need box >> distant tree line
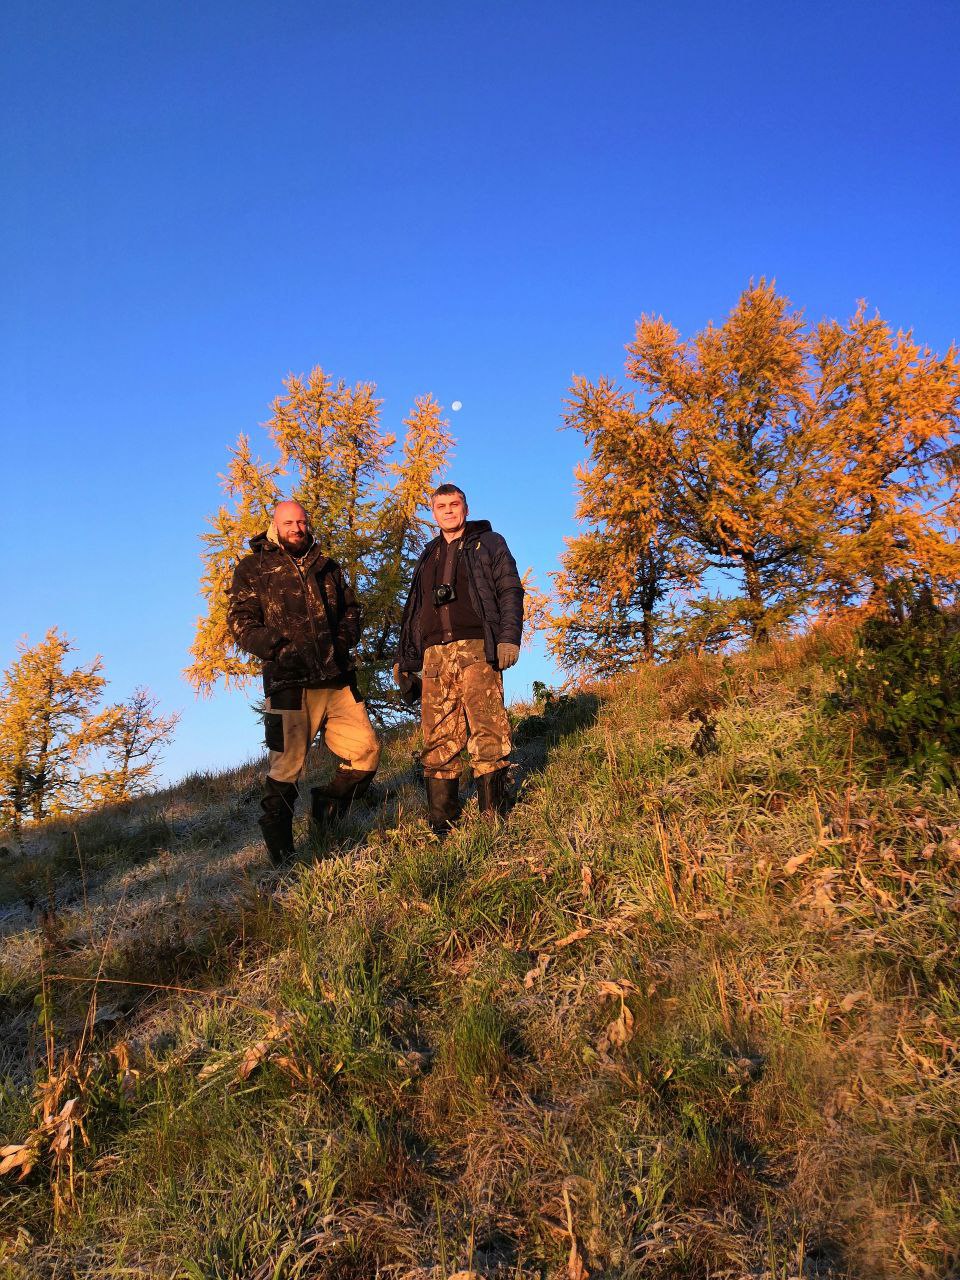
[549,281,960,676]
[0,628,178,839]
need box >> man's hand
[275,642,309,678]
[497,642,520,671]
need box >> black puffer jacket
[227,531,361,698]
[397,520,524,672]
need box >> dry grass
[1,621,959,1279]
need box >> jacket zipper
[287,551,323,656]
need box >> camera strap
[438,536,460,642]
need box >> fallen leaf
[273,1055,308,1084]
[597,979,638,1000]
[0,1145,34,1178]
[524,953,552,989]
[568,1239,590,1280]
[784,849,815,875]
[840,990,868,1012]
[597,1004,635,1054]
[237,1038,274,1081]
[553,927,591,950]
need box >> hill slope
[2,627,959,1279]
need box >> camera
[433,583,457,607]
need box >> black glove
[398,670,422,706]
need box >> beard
[279,531,311,556]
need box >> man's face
[275,503,310,555]
[432,492,467,536]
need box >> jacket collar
[249,528,329,573]
[421,519,492,557]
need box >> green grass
[2,621,960,1277]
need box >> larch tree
[550,376,696,677]
[85,687,180,806]
[625,281,824,645]
[359,394,455,713]
[812,303,960,605]
[0,629,108,835]
[186,435,284,692]
[187,368,454,720]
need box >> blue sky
[2,0,958,783]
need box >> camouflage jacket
[397,520,524,673]
[227,531,361,698]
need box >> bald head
[274,501,311,556]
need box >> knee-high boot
[476,768,509,823]
[259,777,298,865]
[311,765,377,827]
[425,776,460,836]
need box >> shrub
[827,585,960,788]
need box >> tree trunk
[742,554,768,643]
[642,610,655,663]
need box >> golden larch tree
[812,303,960,605]
[186,435,285,692]
[84,687,180,806]
[625,281,824,645]
[0,629,108,835]
[550,376,697,676]
[187,369,454,720]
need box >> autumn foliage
[186,368,454,719]
[552,282,960,675]
[0,630,178,837]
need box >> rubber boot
[476,768,509,823]
[425,776,460,837]
[311,767,377,827]
[259,778,298,866]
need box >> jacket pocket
[264,713,285,752]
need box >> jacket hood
[248,520,317,555]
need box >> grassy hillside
[2,624,959,1279]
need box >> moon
[451,400,462,411]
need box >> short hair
[431,483,467,504]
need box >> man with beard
[228,500,381,864]
[395,483,523,834]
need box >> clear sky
[2,0,958,784]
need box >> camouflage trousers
[420,639,512,780]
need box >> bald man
[227,500,381,864]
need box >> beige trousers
[264,685,381,783]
